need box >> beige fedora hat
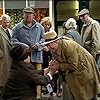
[45,31,57,40]
[42,31,59,45]
[41,31,70,46]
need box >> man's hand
[43,46,49,51]
[48,60,59,75]
[31,44,38,49]
[24,56,30,63]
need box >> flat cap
[78,8,89,16]
[23,7,34,13]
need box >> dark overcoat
[1,61,51,100]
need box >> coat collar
[55,39,63,56]
[19,19,39,29]
[0,26,11,44]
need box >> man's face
[23,12,34,22]
[47,42,58,53]
[2,19,10,29]
[79,14,89,23]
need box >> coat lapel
[0,26,11,44]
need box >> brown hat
[11,46,30,61]
[45,31,57,41]
[41,31,60,45]
[23,7,34,13]
[78,8,89,16]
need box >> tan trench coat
[0,26,12,86]
[81,17,100,55]
[52,39,100,100]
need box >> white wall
[33,1,49,8]
[5,1,26,9]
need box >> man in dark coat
[0,14,12,95]
[1,46,56,100]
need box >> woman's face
[42,21,51,32]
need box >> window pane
[5,1,26,9]
[57,0,79,21]
[89,0,100,19]
[5,1,26,27]
[29,0,49,8]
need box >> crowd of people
[0,6,100,100]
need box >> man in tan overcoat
[43,31,100,100]
[0,14,12,95]
[79,8,100,70]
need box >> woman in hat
[1,46,56,100]
[44,31,100,100]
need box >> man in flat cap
[79,8,100,70]
[11,7,45,99]
[44,31,100,100]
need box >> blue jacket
[64,29,82,45]
[11,20,45,63]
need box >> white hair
[65,18,77,30]
[1,14,10,21]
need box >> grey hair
[1,14,10,21]
[65,18,77,30]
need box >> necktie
[5,29,10,40]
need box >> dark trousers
[91,96,97,100]
[0,86,3,96]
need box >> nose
[79,16,83,20]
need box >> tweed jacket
[0,26,12,87]
[1,61,51,100]
[52,39,100,100]
[81,17,100,55]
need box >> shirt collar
[19,19,39,28]
[1,26,8,30]
[55,40,62,56]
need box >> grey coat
[64,29,82,45]
[81,17,100,55]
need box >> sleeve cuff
[47,73,53,80]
